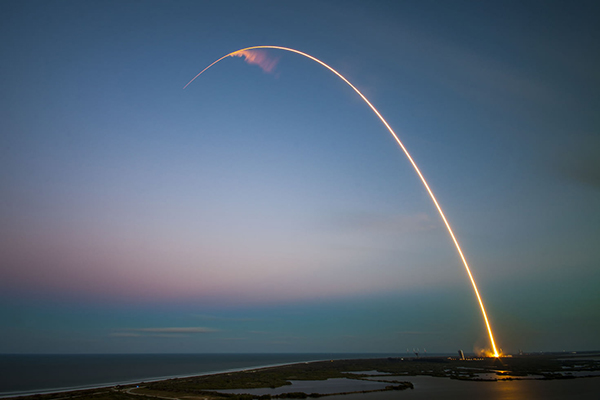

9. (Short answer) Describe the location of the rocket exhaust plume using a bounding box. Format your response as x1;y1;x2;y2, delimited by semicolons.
184;46;501;358
232;49;279;73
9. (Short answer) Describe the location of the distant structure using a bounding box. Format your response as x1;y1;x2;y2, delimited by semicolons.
458;350;465;360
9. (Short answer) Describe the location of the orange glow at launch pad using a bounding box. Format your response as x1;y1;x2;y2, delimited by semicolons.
185;45;500;358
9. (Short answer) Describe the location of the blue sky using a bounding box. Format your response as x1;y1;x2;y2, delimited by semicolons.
1;0;599;354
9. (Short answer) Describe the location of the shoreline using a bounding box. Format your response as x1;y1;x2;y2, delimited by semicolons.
3;353;599;399
0;355;388;399
0;361;314;399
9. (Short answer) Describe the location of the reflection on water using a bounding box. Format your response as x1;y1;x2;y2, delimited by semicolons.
219;378;392;396
473;372;545;380
221;375;600;400
345;370;394;376
557;371;600;377
328;376;600;400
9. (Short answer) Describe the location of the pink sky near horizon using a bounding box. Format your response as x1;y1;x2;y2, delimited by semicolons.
2;204;460;305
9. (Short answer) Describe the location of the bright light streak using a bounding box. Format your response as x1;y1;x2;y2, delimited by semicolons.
231;49;278;73
184;45;500;357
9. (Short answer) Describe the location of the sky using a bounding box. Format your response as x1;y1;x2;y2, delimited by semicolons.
1;0;598;354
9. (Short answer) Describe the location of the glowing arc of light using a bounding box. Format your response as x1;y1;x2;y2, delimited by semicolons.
185;45;500;358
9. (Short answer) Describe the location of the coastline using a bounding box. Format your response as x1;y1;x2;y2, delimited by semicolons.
3;353;599;400
0;361;316;398
0;354;397;399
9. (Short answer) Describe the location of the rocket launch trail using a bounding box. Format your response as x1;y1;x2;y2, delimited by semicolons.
185;45;500;358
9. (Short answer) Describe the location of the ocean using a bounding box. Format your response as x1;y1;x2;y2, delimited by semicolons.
2;354;598;400
0;353;395;397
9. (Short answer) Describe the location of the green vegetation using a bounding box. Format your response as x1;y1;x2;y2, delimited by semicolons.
7;353;599;400
141;359;414;398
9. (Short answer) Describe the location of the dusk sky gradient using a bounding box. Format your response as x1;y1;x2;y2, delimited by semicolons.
1;0;599;354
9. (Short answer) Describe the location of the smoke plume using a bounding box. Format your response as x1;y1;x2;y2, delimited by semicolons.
231;49;279;73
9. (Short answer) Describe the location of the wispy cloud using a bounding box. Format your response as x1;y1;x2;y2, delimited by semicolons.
131;327;219;333
231;49;279;73
110;327;219;338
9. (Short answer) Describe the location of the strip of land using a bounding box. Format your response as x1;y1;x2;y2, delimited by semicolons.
5;353;600;400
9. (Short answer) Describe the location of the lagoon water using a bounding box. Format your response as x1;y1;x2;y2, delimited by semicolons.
220;377;394;396
1;354;598;399
223;375;599;400
325;376;599;400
